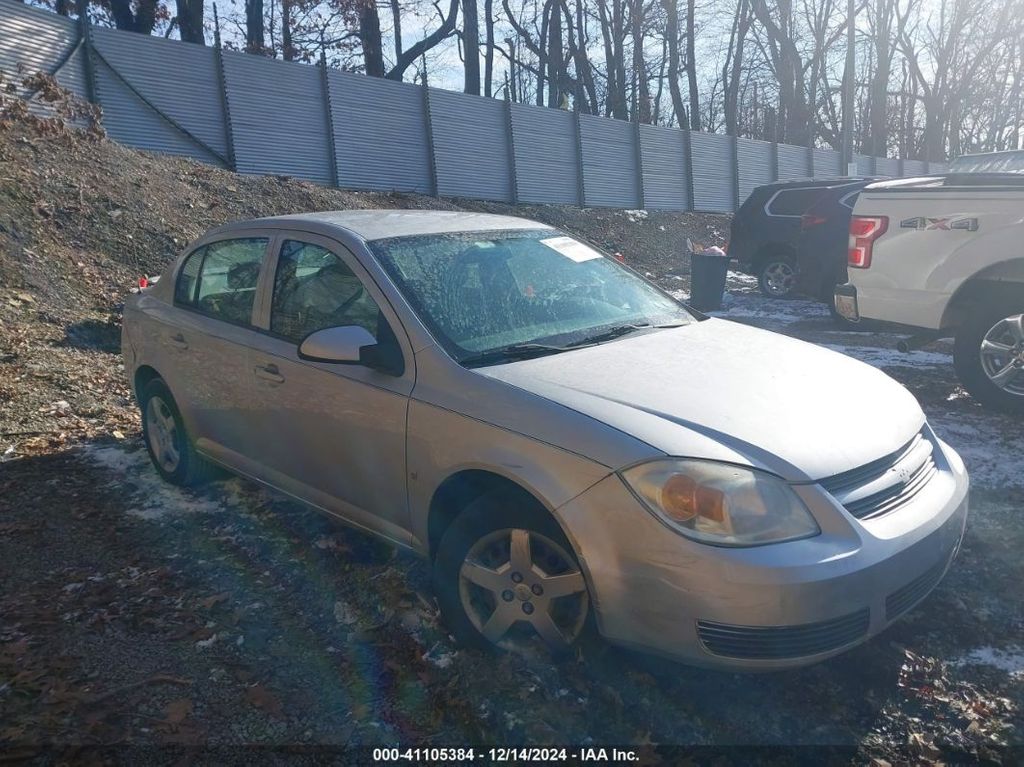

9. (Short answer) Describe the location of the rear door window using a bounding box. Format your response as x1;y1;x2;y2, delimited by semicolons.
175;237;268;326
767;188;824;216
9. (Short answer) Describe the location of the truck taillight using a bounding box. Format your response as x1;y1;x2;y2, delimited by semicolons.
848;215;888;268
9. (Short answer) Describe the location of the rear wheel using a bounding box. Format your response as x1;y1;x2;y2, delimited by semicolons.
953;304;1024;413
140;378;219;485
758;257;798;298
434;493;590;659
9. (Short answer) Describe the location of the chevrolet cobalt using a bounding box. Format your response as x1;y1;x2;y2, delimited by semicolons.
122;211;969;669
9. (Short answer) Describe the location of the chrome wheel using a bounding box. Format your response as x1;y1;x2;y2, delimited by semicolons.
458;528;588;654
979;313;1024;396
145;395;181;472
761;261;797;297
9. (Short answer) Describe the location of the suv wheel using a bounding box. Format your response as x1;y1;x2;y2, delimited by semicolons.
953;305;1024;413
140;378;219;485
434;493;590;659
758;257;798;298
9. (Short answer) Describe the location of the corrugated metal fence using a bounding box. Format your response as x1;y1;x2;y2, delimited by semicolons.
0;0;951;213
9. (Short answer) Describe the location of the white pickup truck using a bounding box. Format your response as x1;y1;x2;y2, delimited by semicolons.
835;170;1024;413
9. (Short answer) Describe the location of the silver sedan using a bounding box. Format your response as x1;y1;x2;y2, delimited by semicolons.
122;210;969;670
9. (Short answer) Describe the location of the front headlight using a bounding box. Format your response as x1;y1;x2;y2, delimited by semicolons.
621;459;820;546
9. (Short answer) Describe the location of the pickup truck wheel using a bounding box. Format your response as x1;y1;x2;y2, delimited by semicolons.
758;258;798;298
140;379;219;486
434;494;590;660
954;307;1024;413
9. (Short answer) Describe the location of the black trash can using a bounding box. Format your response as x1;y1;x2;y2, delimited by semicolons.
688;252;730;311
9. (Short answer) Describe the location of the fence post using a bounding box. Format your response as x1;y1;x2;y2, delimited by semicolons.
574;111;586;207
504;98;518;204
75;0;98;106
421;79;439;197
729;134;740;212
898;157;905;177
771;141;780;181
319;51;339;188
806;144;814;178
682;128;695;212
633;118;645;210
212;7;237;171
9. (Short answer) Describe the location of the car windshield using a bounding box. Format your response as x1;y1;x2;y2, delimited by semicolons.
369;229;693;363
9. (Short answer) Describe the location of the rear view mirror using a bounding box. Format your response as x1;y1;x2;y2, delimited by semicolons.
298;325;404;376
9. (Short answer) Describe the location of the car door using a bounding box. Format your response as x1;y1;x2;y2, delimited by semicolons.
246;232;415;545
157;234;271;470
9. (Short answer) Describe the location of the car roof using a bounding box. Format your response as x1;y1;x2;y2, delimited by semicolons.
205;209;551;242
759;177;877;192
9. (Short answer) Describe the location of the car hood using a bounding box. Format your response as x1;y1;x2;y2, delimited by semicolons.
476;319;924;481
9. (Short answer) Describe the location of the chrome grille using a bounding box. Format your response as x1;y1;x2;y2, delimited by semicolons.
820;432;937;520
697;609;870;660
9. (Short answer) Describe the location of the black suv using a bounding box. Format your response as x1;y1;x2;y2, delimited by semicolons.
730;178;878;300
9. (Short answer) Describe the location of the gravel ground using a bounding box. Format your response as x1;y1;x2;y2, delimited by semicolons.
1;103;1022;763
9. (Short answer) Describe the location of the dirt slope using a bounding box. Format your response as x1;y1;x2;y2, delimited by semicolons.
0;115;725;454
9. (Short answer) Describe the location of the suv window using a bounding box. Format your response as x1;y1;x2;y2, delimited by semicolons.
270;240;383;343
767;188;823;216
175;238;268;326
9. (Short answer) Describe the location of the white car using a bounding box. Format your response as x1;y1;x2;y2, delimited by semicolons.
835;172;1024;412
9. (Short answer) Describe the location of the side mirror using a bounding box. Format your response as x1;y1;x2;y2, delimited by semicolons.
298;325;404;376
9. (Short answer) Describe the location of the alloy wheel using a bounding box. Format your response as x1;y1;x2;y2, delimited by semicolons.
979;313;1024;396
762;261;797;297
145;395;181;472
458;528;588;654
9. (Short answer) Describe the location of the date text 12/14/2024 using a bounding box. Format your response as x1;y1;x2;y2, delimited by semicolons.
373;747;640;762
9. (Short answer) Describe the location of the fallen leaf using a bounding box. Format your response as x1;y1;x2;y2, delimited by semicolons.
164;698;193;725
245;684;283;717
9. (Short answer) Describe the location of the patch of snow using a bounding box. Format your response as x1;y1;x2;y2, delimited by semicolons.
952;645;1024;678
80;445;248;520
423;642;457;669
821;343;951;369
622;209;648;222
929;410;1024;490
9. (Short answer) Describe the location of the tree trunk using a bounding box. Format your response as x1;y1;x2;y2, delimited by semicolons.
245;0;264;53
391;0;404;59
662;0;687;126
177;0;205;44
684;0;699;130
463;0;481;94
631;0;649;122
547;0;563;107
483;0;494;96
360;0;386;77
281;0;295;60
108;0;158;34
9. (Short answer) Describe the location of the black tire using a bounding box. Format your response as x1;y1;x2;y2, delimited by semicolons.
140;378;219;486
757;255;799;298
433;491;591;659
953;302;1024;414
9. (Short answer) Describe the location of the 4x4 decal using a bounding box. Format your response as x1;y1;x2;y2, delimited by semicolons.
900;216;979;231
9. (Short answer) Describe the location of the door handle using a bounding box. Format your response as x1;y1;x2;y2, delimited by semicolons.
167;332;189;350
254;363;285;384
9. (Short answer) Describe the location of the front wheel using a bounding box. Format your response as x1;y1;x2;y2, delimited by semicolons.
953;305;1024;413
434;494;591;659
758;257;798;298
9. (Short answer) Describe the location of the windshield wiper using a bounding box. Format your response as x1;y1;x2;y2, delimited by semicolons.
566;322;687;348
459;343;569;367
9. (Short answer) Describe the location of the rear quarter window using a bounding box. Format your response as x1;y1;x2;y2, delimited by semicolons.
767;188;824;216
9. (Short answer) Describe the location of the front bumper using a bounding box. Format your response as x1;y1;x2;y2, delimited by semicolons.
555;436;969;671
